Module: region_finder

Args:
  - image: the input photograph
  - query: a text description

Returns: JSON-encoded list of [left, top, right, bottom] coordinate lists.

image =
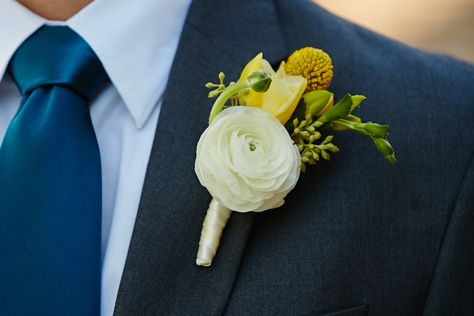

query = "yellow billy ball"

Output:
[[285, 47, 333, 92]]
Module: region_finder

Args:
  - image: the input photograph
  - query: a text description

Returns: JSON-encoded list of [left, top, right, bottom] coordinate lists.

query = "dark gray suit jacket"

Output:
[[113, 0, 474, 315]]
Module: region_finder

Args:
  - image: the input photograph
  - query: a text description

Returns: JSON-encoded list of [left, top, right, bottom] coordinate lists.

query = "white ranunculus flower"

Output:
[[195, 106, 301, 212]]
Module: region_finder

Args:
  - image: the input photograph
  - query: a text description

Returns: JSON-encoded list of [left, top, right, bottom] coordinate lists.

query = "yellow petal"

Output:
[[239, 55, 306, 124], [239, 53, 275, 108], [239, 53, 263, 82], [261, 69, 307, 124]]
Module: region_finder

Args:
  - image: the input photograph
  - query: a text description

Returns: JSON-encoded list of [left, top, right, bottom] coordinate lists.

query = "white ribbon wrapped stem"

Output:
[[196, 199, 232, 267]]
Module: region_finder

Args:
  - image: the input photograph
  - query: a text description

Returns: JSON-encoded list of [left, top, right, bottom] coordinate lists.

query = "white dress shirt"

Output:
[[0, 0, 192, 315]]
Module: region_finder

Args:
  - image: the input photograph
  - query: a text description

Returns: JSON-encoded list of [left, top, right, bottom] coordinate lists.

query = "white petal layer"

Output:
[[195, 106, 300, 212]]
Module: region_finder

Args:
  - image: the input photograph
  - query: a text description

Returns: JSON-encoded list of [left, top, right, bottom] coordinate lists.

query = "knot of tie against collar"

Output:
[[8, 25, 108, 101]]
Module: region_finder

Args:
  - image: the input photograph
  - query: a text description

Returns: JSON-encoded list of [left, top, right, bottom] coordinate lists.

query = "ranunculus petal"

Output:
[[195, 106, 301, 212]]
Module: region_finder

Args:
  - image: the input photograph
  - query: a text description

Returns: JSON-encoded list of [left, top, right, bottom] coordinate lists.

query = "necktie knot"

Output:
[[8, 25, 108, 101]]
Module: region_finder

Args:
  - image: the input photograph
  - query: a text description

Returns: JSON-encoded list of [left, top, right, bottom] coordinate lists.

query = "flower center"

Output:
[[249, 143, 256, 151]]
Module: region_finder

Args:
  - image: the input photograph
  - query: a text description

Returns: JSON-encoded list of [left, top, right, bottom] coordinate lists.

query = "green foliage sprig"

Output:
[[205, 71, 272, 124], [288, 90, 396, 172]]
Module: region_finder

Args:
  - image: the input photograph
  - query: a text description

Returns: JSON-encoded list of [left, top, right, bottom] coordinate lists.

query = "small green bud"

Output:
[[297, 144, 304, 152], [321, 150, 330, 160], [294, 128, 300, 134], [328, 144, 340, 153], [218, 72, 225, 83], [302, 156, 310, 163], [323, 135, 334, 144], [298, 120, 307, 128], [293, 118, 299, 128], [312, 152, 319, 160], [300, 131, 310, 138], [247, 71, 272, 92], [313, 121, 323, 128], [373, 138, 396, 165], [208, 90, 220, 98]]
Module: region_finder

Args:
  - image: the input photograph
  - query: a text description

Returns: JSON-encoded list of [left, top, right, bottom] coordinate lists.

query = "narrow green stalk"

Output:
[[208, 81, 250, 124], [331, 119, 369, 136]]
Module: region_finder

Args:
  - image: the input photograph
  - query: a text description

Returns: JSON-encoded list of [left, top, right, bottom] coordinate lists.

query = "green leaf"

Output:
[[303, 90, 333, 117], [364, 122, 389, 139], [346, 114, 361, 123], [350, 95, 366, 112], [315, 93, 352, 126]]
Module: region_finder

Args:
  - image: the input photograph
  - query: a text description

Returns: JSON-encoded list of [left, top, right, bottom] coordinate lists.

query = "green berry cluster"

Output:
[[205, 72, 229, 99], [291, 115, 340, 172]]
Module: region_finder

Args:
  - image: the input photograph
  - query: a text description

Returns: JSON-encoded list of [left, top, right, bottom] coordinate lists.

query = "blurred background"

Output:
[[315, 0, 474, 63]]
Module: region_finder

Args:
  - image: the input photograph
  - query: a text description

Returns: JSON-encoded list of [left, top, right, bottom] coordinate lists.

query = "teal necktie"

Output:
[[0, 26, 107, 315]]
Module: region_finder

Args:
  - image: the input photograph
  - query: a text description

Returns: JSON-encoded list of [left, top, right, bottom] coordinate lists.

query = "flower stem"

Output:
[[331, 119, 369, 136], [209, 81, 250, 124], [196, 199, 232, 267]]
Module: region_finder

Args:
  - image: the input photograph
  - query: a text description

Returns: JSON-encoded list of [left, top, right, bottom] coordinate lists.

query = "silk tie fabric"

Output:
[[0, 26, 107, 315]]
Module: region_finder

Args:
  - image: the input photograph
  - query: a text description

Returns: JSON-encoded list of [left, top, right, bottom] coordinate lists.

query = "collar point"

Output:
[[126, 100, 160, 130]]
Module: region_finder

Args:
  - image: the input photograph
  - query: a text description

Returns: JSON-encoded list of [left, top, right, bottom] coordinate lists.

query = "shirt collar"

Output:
[[0, 0, 192, 128], [0, 1, 44, 78]]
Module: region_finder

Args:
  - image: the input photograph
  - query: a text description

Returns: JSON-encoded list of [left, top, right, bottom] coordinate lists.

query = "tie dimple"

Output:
[[9, 25, 108, 100]]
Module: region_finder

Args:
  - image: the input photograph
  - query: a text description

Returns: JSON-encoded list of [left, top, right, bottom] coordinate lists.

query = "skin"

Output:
[[18, 0, 93, 21]]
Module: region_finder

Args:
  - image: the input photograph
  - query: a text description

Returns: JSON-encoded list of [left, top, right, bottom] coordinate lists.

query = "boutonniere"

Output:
[[194, 47, 396, 266]]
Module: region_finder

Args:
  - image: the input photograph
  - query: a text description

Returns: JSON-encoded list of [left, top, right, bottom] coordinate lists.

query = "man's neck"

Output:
[[18, 0, 93, 21]]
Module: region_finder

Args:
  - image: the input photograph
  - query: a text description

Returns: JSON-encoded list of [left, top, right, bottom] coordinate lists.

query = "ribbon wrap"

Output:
[[196, 199, 232, 267]]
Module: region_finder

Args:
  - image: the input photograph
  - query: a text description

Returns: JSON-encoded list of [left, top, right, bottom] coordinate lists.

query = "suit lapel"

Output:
[[114, 0, 287, 314]]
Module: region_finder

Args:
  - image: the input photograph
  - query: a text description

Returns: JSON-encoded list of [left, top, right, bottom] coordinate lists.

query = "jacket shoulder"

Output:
[[276, 0, 474, 146]]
